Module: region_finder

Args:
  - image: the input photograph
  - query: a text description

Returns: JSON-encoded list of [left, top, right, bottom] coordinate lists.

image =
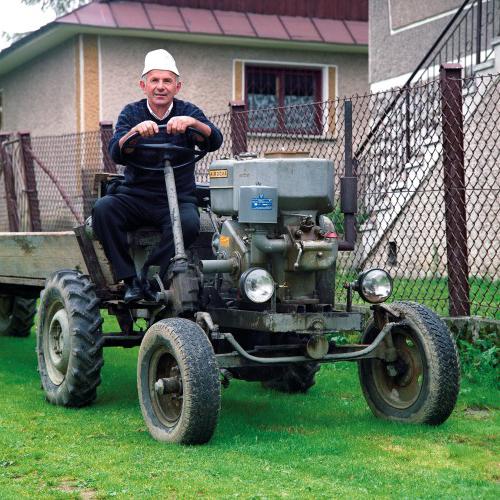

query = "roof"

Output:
[[0, 1, 367, 77], [103, 0, 368, 22], [59, 1, 368, 45]]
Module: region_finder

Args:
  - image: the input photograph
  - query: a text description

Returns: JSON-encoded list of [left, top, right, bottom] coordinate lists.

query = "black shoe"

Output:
[[141, 279, 158, 302], [123, 277, 144, 303], [139, 268, 158, 302]]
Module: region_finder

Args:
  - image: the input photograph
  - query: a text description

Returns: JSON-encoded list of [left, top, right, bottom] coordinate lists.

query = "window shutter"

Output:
[[234, 60, 243, 101]]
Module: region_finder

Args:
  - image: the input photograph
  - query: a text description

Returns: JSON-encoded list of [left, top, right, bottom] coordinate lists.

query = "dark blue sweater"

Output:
[[109, 98, 223, 201]]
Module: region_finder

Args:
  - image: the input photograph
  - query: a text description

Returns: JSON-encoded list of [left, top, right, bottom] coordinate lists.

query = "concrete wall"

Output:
[[369, 0, 463, 85], [0, 39, 77, 136]]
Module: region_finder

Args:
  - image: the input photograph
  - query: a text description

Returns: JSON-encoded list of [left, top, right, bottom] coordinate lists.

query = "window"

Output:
[[245, 66, 322, 134]]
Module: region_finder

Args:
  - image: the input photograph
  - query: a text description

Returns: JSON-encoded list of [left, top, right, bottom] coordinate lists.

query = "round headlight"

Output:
[[356, 268, 392, 303], [239, 268, 275, 303]]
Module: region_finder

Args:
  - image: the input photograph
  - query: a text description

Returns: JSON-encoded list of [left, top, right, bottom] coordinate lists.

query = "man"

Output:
[[93, 49, 223, 302]]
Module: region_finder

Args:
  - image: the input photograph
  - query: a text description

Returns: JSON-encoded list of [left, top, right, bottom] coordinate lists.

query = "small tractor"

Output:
[[0, 126, 460, 444]]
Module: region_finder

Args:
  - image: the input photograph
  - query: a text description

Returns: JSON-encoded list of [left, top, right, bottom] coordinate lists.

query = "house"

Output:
[[370, 0, 468, 90], [0, 0, 369, 136], [354, 0, 499, 317]]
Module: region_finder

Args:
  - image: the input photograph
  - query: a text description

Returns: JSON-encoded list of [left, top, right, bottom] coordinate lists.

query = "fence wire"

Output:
[[0, 74, 498, 318]]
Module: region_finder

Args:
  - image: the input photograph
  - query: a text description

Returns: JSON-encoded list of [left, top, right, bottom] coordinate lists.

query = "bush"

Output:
[[457, 333, 498, 385]]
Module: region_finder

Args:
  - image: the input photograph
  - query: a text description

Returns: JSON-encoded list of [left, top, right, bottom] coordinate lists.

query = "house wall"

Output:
[[369, 0, 463, 86], [0, 39, 77, 136], [99, 36, 369, 123], [0, 34, 368, 135]]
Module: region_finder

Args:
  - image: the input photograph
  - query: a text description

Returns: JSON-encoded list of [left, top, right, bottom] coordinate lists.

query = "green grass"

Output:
[[0, 320, 498, 499]]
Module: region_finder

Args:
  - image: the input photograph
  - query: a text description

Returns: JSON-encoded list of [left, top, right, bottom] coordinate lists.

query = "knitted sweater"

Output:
[[108, 98, 223, 201]]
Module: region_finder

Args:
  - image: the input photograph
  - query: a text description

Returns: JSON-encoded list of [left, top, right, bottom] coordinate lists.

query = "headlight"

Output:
[[239, 268, 275, 303], [355, 268, 392, 303]]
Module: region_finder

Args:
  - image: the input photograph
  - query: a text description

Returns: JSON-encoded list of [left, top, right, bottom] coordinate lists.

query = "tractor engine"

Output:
[[202, 156, 338, 307]]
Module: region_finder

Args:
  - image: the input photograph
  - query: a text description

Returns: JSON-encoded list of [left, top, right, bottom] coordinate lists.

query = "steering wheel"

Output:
[[121, 124, 210, 171]]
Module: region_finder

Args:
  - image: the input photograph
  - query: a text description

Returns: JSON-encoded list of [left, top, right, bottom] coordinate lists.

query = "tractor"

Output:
[[0, 125, 460, 444]]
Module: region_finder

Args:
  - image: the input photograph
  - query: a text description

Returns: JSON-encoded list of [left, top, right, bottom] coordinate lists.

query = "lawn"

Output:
[[0, 319, 498, 499]]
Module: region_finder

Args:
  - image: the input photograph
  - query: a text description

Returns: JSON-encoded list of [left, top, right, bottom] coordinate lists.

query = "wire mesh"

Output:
[[27, 131, 102, 230], [0, 73, 498, 318]]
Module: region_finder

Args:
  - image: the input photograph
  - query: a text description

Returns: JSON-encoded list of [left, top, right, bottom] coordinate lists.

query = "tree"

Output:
[[1, 1, 90, 49], [21, 0, 90, 16]]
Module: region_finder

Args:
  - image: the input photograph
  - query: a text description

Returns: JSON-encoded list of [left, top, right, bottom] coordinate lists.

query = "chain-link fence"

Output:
[[0, 72, 498, 319]]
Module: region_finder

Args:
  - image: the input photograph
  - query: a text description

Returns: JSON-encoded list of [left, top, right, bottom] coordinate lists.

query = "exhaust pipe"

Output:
[[338, 100, 357, 251]]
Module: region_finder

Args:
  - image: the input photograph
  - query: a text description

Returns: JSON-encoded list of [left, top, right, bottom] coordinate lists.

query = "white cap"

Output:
[[142, 49, 179, 77]]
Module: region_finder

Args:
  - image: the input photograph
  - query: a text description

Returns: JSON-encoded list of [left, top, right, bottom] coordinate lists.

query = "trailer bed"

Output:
[[0, 231, 114, 288]]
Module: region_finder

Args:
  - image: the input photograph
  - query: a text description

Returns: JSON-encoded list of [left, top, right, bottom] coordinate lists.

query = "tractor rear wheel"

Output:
[[138, 318, 221, 444], [261, 363, 320, 394], [0, 295, 36, 337], [37, 270, 104, 407], [358, 301, 460, 425]]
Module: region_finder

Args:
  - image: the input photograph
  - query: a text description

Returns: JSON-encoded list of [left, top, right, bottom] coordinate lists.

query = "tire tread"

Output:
[[358, 301, 460, 425], [0, 296, 36, 337], [138, 318, 221, 444], [37, 269, 104, 408]]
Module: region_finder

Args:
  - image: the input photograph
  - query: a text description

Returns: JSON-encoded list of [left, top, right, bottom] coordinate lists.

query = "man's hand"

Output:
[[166, 116, 196, 134], [132, 120, 159, 137], [119, 120, 159, 151], [167, 116, 212, 141]]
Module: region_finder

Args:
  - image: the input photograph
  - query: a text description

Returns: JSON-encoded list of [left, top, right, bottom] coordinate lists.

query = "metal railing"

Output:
[[356, 0, 499, 162]]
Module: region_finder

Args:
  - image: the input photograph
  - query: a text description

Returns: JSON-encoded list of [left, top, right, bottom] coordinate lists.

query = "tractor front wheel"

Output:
[[358, 301, 460, 425], [137, 318, 221, 444]]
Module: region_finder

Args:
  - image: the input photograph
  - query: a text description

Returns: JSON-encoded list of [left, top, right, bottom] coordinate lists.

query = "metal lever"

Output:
[[163, 160, 186, 261]]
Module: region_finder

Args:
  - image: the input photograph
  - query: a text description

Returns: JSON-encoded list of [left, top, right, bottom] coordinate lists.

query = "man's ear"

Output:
[[175, 81, 182, 94], [140, 79, 146, 92]]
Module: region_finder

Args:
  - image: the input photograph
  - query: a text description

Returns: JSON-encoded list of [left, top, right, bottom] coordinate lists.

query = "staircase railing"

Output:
[[356, 0, 499, 162]]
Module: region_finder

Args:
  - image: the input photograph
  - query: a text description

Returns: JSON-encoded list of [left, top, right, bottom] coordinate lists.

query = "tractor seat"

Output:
[[196, 183, 210, 208]]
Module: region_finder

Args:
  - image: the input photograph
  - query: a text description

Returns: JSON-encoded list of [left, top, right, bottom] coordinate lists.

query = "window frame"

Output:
[[245, 65, 323, 135], [233, 59, 337, 138]]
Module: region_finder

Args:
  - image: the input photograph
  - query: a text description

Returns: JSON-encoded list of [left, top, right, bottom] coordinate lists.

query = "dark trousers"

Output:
[[92, 188, 199, 281]]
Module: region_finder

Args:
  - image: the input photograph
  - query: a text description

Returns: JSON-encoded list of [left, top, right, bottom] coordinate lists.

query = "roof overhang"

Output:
[[0, 23, 367, 77]]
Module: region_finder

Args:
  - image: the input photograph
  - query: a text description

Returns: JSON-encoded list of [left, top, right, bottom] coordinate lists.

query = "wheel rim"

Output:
[[43, 302, 71, 385], [149, 348, 184, 428], [0, 295, 14, 330], [371, 326, 424, 409]]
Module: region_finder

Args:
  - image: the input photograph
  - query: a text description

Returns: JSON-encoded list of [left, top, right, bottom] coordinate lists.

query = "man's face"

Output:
[[140, 69, 181, 108]]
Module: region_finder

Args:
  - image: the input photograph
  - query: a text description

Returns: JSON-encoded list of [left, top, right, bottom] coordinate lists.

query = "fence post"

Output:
[[19, 131, 42, 231], [99, 121, 117, 173], [404, 85, 411, 162], [440, 63, 470, 317], [229, 100, 247, 156], [476, 0, 482, 65], [0, 132, 20, 231]]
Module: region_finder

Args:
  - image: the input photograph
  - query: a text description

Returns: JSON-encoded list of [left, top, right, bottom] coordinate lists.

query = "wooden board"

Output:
[[0, 232, 115, 285]]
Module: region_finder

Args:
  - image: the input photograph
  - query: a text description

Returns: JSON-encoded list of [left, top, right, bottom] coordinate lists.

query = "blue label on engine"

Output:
[[251, 194, 273, 210]]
